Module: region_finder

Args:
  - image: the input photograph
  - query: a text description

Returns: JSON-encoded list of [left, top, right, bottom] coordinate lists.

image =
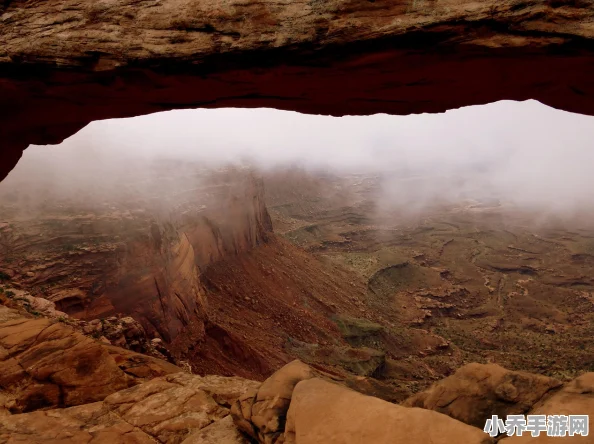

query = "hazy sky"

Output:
[[35, 99, 594, 172], [5, 99, 594, 216]]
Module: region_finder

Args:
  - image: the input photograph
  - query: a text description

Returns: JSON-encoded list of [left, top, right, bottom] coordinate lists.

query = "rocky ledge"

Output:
[[0, 305, 180, 415], [1, 256, 592, 443], [1, 371, 260, 444], [3, 341, 594, 443]]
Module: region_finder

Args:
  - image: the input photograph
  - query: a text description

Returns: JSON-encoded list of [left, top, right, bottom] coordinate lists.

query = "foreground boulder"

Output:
[[231, 360, 316, 443], [404, 363, 563, 428], [233, 360, 494, 444], [3, 355, 594, 444], [285, 378, 493, 444], [503, 372, 594, 443], [0, 372, 260, 443], [0, 306, 180, 414]]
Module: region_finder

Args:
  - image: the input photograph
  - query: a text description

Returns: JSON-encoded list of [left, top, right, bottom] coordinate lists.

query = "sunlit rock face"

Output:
[[2, 0, 594, 179], [0, 161, 272, 342]]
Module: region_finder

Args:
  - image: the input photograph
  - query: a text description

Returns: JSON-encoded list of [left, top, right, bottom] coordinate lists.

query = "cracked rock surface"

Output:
[[0, 305, 181, 414], [2, 355, 594, 443], [0, 371, 259, 443]]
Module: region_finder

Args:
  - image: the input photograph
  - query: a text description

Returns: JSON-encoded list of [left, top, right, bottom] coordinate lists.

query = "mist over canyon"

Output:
[[3, 100, 594, 443]]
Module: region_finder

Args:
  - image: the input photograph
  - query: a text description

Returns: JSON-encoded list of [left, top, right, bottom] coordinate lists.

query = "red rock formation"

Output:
[[1, 1, 594, 180], [3, 162, 405, 388], [404, 363, 564, 428], [0, 370, 260, 443], [173, 235, 381, 381], [504, 372, 594, 443], [285, 378, 494, 444], [185, 173, 273, 269], [232, 360, 495, 444], [0, 305, 181, 414], [0, 167, 272, 344], [2, 164, 477, 392]]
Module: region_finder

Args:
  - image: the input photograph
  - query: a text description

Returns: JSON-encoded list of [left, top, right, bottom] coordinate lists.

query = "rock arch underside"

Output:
[[4, 2, 594, 442], [1, 0, 594, 179]]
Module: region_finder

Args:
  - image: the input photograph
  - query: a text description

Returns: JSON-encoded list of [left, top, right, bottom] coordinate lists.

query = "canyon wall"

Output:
[[0, 161, 397, 388], [183, 173, 273, 270], [0, 165, 272, 343]]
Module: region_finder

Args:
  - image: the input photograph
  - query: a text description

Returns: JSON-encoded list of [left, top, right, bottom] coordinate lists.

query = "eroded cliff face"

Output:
[[1, 0, 594, 180], [184, 173, 273, 270], [1, 156, 417, 391], [0, 162, 272, 343]]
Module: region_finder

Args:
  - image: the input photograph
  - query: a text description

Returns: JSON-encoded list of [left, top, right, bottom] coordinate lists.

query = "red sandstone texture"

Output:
[[2, 0, 594, 179]]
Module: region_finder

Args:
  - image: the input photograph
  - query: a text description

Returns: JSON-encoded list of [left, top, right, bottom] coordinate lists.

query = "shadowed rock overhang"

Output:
[[1, 0, 594, 179]]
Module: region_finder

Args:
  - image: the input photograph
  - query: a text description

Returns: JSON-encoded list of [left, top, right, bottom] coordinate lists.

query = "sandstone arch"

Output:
[[1, 0, 594, 180]]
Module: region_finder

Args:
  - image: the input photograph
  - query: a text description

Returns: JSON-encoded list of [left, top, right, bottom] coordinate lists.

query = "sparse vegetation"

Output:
[[334, 315, 383, 339], [268, 173, 594, 384]]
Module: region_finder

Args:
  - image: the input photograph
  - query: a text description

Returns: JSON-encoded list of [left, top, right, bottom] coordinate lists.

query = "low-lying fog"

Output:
[[2, 99, 594, 223]]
